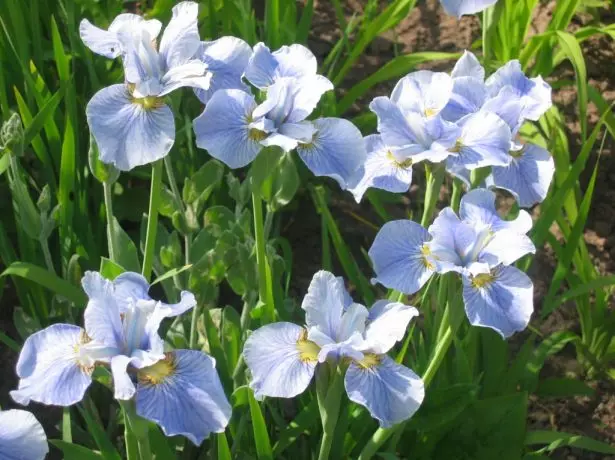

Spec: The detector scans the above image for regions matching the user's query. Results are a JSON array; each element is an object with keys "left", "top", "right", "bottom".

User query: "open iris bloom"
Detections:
[
  {"left": 11, "top": 271, "right": 231, "bottom": 445},
  {"left": 439, "top": 0, "right": 498, "bottom": 18},
  {"left": 369, "top": 189, "right": 535, "bottom": 338},
  {"left": 243, "top": 271, "right": 425, "bottom": 427},
  {"left": 82, "top": 2, "right": 213, "bottom": 171},
  {"left": 0, "top": 409, "right": 48, "bottom": 460},
  {"left": 193, "top": 43, "right": 366, "bottom": 189}
]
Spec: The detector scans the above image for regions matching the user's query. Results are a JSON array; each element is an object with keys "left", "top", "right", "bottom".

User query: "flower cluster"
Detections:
[
  {"left": 349, "top": 51, "right": 554, "bottom": 208},
  {"left": 10, "top": 271, "right": 231, "bottom": 445},
  {"left": 369, "top": 188, "right": 535, "bottom": 338},
  {"left": 243, "top": 271, "right": 425, "bottom": 427}
]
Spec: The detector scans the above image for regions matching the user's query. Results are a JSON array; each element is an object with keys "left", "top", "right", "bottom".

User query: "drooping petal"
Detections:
[
  {"left": 348, "top": 135, "right": 414, "bottom": 202},
  {"left": 451, "top": 50, "right": 485, "bottom": 80},
  {"left": 390, "top": 71, "right": 453, "bottom": 117},
  {"left": 159, "top": 1, "right": 201, "bottom": 69},
  {"left": 301, "top": 271, "right": 348, "bottom": 338},
  {"left": 344, "top": 356, "right": 424, "bottom": 428},
  {"left": 160, "top": 60, "right": 211, "bottom": 96},
  {"left": 11, "top": 324, "right": 94, "bottom": 406},
  {"left": 479, "top": 229, "right": 536, "bottom": 266},
  {"left": 111, "top": 355, "right": 137, "bottom": 400},
  {"left": 193, "top": 89, "right": 262, "bottom": 168},
  {"left": 0, "top": 409, "right": 48, "bottom": 460},
  {"left": 136, "top": 350, "right": 231, "bottom": 445},
  {"left": 86, "top": 84, "right": 175, "bottom": 171},
  {"left": 195, "top": 36, "right": 252, "bottom": 103},
  {"left": 440, "top": 0, "right": 498, "bottom": 18},
  {"left": 243, "top": 322, "right": 317, "bottom": 399},
  {"left": 369, "top": 220, "right": 434, "bottom": 295},
  {"left": 459, "top": 188, "right": 533, "bottom": 234},
  {"left": 491, "top": 143, "right": 555, "bottom": 207},
  {"left": 82, "top": 271, "right": 124, "bottom": 348},
  {"left": 441, "top": 76, "right": 487, "bottom": 122},
  {"left": 364, "top": 300, "right": 419, "bottom": 354},
  {"left": 296, "top": 117, "right": 366, "bottom": 189},
  {"left": 462, "top": 265, "right": 533, "bottom": 338},
  {"left": 243, "top": 42, "right": 317, "bottom": 88}
]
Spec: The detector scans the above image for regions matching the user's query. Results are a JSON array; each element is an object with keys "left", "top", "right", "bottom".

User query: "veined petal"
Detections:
[
  {"left": 348, "top": 135, "right": 414, "bottom": 203},
  {"left": 82, "top": 271, "right": 124, "bottom": 348},
  {"left": 193, "top": 89, "right": 262, "bottom": 169},
  {"left": 459, "top": 188, "right": 533, "bottom": 234},
  {"left": 109, "top": 14, "right": 161, "bottom": 39},
  {"left": 301, "top": 271, "right": 348, "bottom": 338},
  {"left": 427, "top": 208, "right": 468, "bottom": 273},
  {"left": 243, "top": 322, "right": 317, "bottom": 399},
  {"left": 312, "top": 330, "right": 365, "bottom": 363},
  {"left": 296, "top": 117, "right": 366, "bottom": 189},
  {"left": 441, "top": 76, "right": 487, "bottom": 122},
  {"left": 11, "top": 324, "right": 93, "bottom": 406},
  {"left": 243, "top": 42, "right": 278, "bottom": 88},
  {"left": 463, "top": 265, "right": 533, "bottom": 338},
  {"left": 440, "top": 0, "right": 498, "bottom": 17},
  {"left": 0, "top": 410, "right": 48, "bottom": 460},
  {"left": 403, "top": 112, "right": 459, "bottom": 163},
  {"left": 195, "top": 36, "right": 252, "bottom": 103},
  {"left": 369, "top": 220, "right": 434, "bottom": 295},
  {"left": 482, "top": 87, "right": 525, "bottom": 135},
  {"left": 260, "top": 132, "right": 299, "bottom": 152},
  {"left": 480, "top": 229, "right": 536, "bottom": 266},
  {"left": 451, "top": 51, "right": 484, "bottom": 80},
  {"left": 160, "top": 59, "right": 211, "bottom": 96},
  {"left": 86, "top": 84, "right": 175, "bottom": 171},
  {"left": 390, "top": 71, "right": 453, "bottom": 117},
  {"left": 344, "top": 356, "right": 424, "bottom": 428},
  {"left": 243, "top": 42, "right": 318, "bottom": 88},
  {"left": 338, "top": 303, "right": 370, "bottom": 342},
  {"left": 364, "top": 300, "right": 419, "bottom": 354},
  {"left": 136, "top": 350, "right": 231, "bottom": 445},
  {"left": 159, "top": 1, "right": 201, "bottom": 69},
  {"left": 370, "top": 96, "right": 416, "bottom": 148},
  {"left": 143, "top": 291, "right": 197, "bottom": 353},
  {"left": 112, "top": 272, "right": 151, "bottom": 311},
  {"left": 491, "top": 143, "right": 554, "bottom": 208},
  {"left": 287, "top": 75, "right": 334, "bottom": 123}
]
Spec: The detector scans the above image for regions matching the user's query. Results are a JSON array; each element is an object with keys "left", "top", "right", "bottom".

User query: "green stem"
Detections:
[
  {"left": 123, "top": 407, "right": 139, "bottom": 460},
  {"left": 252, "top": 191, "right": 274, "bottom": 322},
  {"left": 163, "top": 155, "right": 185, "bottom": 213},
  {"left": 40, "top": 239, "right": 56, "bottom": 275},
  {"left": 121, "top": 401, "right": 151, "bottom": 460},
  {"left": 420, "top": 165, "right": 445, "bottom": 227},
  {"left": 103, "top": 181, "right": 117, "bottom": 262},
  {"left": 451, "top": 178, "right": 463, "bottom": 213},
  {"left": 142, "top": 160, "right": 163, "bottom": 281},
  {"left": 62, "top": 407, "right": 72, "bottom": 443},
  {"left": 189, "top": 302, "right": 200, "bottom": 349},
  {"left": 317, "top": 366, "right": 345, "bottom": 460}
]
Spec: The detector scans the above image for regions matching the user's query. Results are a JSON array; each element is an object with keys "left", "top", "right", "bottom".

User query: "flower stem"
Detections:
[
  {"left": 142, "top": 160, "right": 163, "bottom": 281},
  {"left": 103, "top": 180, "right": 117, "bottom": 262},
  {"left": 252, "top": 191, "right": 275, "bottom": 322},
  {"left": 420, "top": 164, "right": 445, "bottom": 227},
  {"left": 189, "top": 302, "right": 200, "bottom": 349},
  {"left": 317, "top": 365, "right": 345, "bottom": 460},
  {"left": 121, "top": 400, "right": 151, "bottom": 460}
]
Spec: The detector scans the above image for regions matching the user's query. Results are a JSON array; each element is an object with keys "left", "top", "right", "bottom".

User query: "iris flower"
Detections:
[
  {"left": 0, "top": 409, "right": 48, "bottom": 460},
  {"left": 11, "top": 271, "right": 231, "bottom": 445},
  {"left": 369, "top": 188, "right": 535, "bottom": 337},
  {"left": 82, "top": 2, "right": 212, "bottom": 171},
  {"left": 243, "top": 271, "right": 424, "bottom": 427},
  {"left": 193, "top": 44, "right": 366, "bottom": 189},
  {"left": 439, "top": 0, "right": 498, "bottom": 18}
]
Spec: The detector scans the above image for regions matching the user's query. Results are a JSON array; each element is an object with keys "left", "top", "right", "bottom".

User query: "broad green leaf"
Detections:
[
  {"left": 217, "top": 432, "right": 231, "bottom": 460},
  {"left": 272, "top": 399, "right": 319, "bottom": 456},
  {"left": 99, "top": 257, "right": 125, "bottom": 281},
  {"left": 151, "top": 264, "right": 192, "bottom": 285},
  {"left": 108, "top": 217, "right": 140, "bottom": 273},
  {"left": 78, "top": 400, "right": 122, "bottom": 460},
  {"left": 148, "top": 425, "right": 176, "bottom": 460},
  {"left": 49, "top": 441, "right": 104, "bottom": 460},
  {"left": 248, "top": 389, "right": 273, "bottom": 460}
]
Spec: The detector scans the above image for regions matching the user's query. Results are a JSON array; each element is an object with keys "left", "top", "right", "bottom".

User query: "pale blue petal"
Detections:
[
  {"left": 390, "top": 71, "right": 453, "bottom": 117},
  {"left": 369, "top": 96, "right": 417, "bottom": 149},
  {"left": 492, "top": 143, "right": 555, "bottom": 207},
  {"left": 0, "top": 410, "right": 48, "bottom": 460},
  {"left": 11, "top": 324, "right": 93, "bottom": 406},
  {"left": 523, "top": 75, "right": 552, "bottom": 120},
  {"left": 243, "top": 42, "right": 278, "bottom": 88},
  {"left": 136, "top": 350, "right": 231, "bottom": 445},
  {"left": 369, "top": 220, "right": 434, "bottom": 295},
  {"left": 143, "top": 291, "right": 197, "bottom": 353},
  {"left": 82, "top": 271, "right": 124, "bottom": 348},
  {"left": 193, "top": 89, "right": 261, "bottom": 168},
  {"left": 296, "top": 117, "right": 366, "bottom": 189},
  {"left": 111, "top": 355, "right": 137, "bottom": 400},
  {"left": 480, "top": 229, "right": 536, "bottom": 266},
  {"left": 482, "top": 87, "right": 525, "bottom": 135},
  {"left": 344, "top": 356, "right": 424, "bottom": 428},
  {"left": 243, "top": 42, "right": 317, "bottom": 89},
  {"left": 440, "top": 0, "right": 498, "bottom": 17},
  {"left": 86, "top": 84, "right": 175, "bottom": 171},
  {"left": 243, "top": 322, "right": 317, "bottom": 399},
  {"left": 463, "top": 265, "right": 533, "bottom": 338},
  {"left": 160, "top": 60, "right": 211, "bottom": 96},
  {"left": 441, "top": 76, "right": 487, "bottom": 122},
  {"left": 312, "top": 330, "right": 365, "bottom": 363},
  {"left": 301, "top": 271, "right": 349, "bottom": 338},
  {"left": 451, "top": 50, "right": 484, "bottom": 80},
  {"left": 364, "top": 301, "right": 419, "bottom": 354},
  {"left": 109, "top": 14, "right": 161, "bottom": 39},
  {"left": 286, "top": 75, "right": 333, "bottom": 123},
  {"left": 427, "top": 208, "right": 469, "bottom": 273},
  {"left": 195, "top": 36, "right": 252, "bottom": 103},
  {"left": 112, "top": 272, "right": 151, "bottom": 310},
  {"left": 120, "top": 30, "right": 164, "bottom": 92},
  {"left": 445, "top": 160, "right": 472, "bottom": 188},
  {"left": 260, "top": 132, "right": 299, "bottom": 152},
  {"left": 459, "top": 188, "right": 533, "bottom": 234},
  {"left": 338, "top": 303, "right": 369, "bottom": 342},
  {"left": 158, "top": 1, "right": 201, "bottom": 69},
  {"left": 278, "top": 120, "right": 316, "bottom": 143},
  {"left": 348, "top": 135, "right": 414, "bottom": 203}
]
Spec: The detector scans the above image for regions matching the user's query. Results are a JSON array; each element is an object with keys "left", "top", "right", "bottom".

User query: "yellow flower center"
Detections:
[
  {"left": 386, "top": 151, "right": 413, "bottom": 169},
  {"left": 296, "top": 329, "right": 320, "bottom": 363},
  {"left": 357, "top": 353, "right": 382, "bottom": 369},
  {"left": 471, "top": 272, "right": 496, "bottom": 289},
  {"left": 420, "top": 244, "right": 435, "bottom": 270},
  {"left": 448, "top": 138, "right": 464, "bottom": 153},
  {"left": 248, "top": 128, "right": 268, "bottom": 142},
  {"left": 424, "top": 108, "right": 438, "bottom": 117},
  {"left": 138, "top": 353, "right": 176, "bottom": 385},
  {"left": 132, "top": 96, "right": 164, "bottom": 110},
  {"left": 509, "top": 148, "right": 525, "bottom": 158}
]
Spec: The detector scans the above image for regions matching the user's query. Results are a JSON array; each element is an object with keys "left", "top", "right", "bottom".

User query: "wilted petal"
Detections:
[
  {"left": 11, "top": 324, "right": 94, "bottom": 406},
  {"left": 364, "top": 300, "right": 419, "bottom": 354},
  {"left": 195, "top": 36, "right": 252, "bottom": 103},
  {"left": 369, "top": 220, "right": 434, "bottom": 295},
  {"left": 136, "top": 350, "right": 231, "bottom": 445},
  {"left": 0, "top": 409, "right": 48, "bottom": 460},
  {"left": 451, "top": 50, "right": 485, "bottom": 80},
  {"left": 492, "top": 143, "right": 555, "bottom": 207},
  {"left": 441, "top": 76, "right": 487, "bottom": 122},
  {"left": 459, "top": 188, "right": 533, "bottom": 234},
  {"left": 391, "top": 70, "right": 453, "bottom": 117},
  {"left": 463, "top": 265, "right": 533, "bottom": 338},
  {"left": 86, "top": 84, "right": 175, "bottom": 171},
  {"left": 194, "top": 89, "right": 262, "bottom": 168},
  {"left": 159, "top": 1, "right": 201, "bottom": 69},
  {"left": 301, "top": 271, "right": 348, "bottom": 338},
  {"left": 243, "top": 322, "right": 317, "bottom": 399},
  {"left": 82, "top": 271, "right": 124, "bottom": 348},
  {"left": 344, "top": 356, "right": 424, "bottom": 428},
  {"left": 296, "top": 117, "right": 366, "bottom": 189},
  {"left": 244, "top": 42, "right": 317, "bottom": 88},
  {"left": 440, "top": 0, "right": 498, "bottom": 17}
]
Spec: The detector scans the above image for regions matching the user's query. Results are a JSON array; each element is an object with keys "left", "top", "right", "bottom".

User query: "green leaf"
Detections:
[
  {"left": 248, "top": 389, "right": 273, "bottom": 460},
  {"left": 99, "top": 258, "right": 125, "bottom": 281},
  {"left": 148, "top": 425, "right": 176, "bottom": 460},
  {"left": 182, "top": 159, "right": 224, "bottom": 207},
  {"left": 22, "top": 86, "right": 64, "bottom": 150},
  {"left": 260, "top": 152, "right": 299, "bottom": 210},
  {"left": 1, "top": 261, "right": 86, "bottom": 305},
  {"left": 151, "top": 264, "right": 192, "bottom": 285},
  {"left": 49, "top": 441, "right": 104, "bottom": 460},
  {"left": 217, "top": 432, "right": 231, "bottom": 460},
  {"left": 231, "top": 385, "right": 249, "bottom": 408},
  {"left": 108, "top": 217, "right": 140, "bottom": 273},
  {"left": 536, "top": 378, "right": 595, "bottom": 398},
  {"left": 248, "top": 147, "right": 283, "bottom": 194},
  {"left": 13, "top": 307, "right": 41, "bottom": 340},
  {"left": 78, "top": 400, "right": 122, "bottom": 460},
  {"left": 522, "top": 331, "right": 579, "bottom": 392},
  {"left": 525, "top": 430, "right": 615, "bottom": 455}
]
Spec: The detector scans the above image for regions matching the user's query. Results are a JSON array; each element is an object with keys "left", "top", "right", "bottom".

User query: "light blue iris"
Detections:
[
  {"left": 193, "top": 43, "right": 366, "bottom": 189},
  {"left": 369, "top": 188, "right": 535, "bottom": 338},
  {"left": 0, "top": 409, "right": 48, "bottom": 460},
  {"left": 83, "top": 2, "right": 212, "bottom": 171},
  {"left": 11, "top": 271, "right": 231, "bottom": 445},
  {"left": 243, "top": 271, "right": 424, "bottom": 428},
  {"left": 439, "top": 0, "right": 498, "bottom": 18}
]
